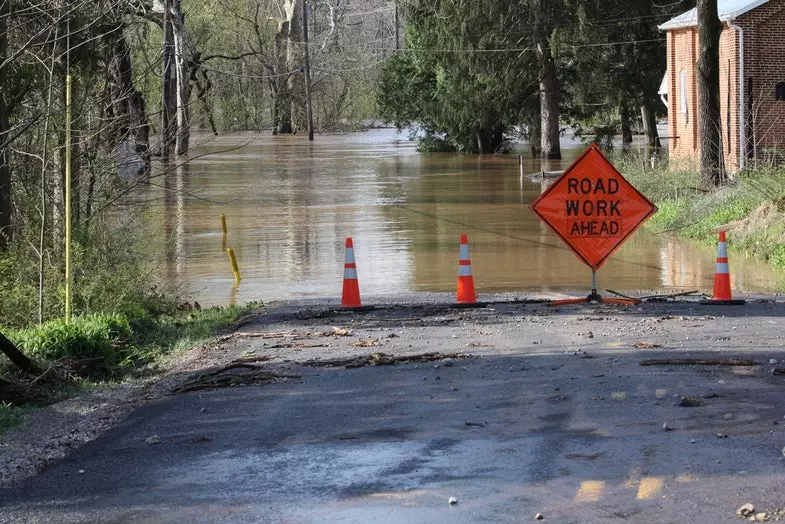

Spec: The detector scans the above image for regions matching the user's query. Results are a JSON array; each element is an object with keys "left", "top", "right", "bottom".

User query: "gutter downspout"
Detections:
[{"left": 727, "top": 19, "right": 745, "bottom": 170}]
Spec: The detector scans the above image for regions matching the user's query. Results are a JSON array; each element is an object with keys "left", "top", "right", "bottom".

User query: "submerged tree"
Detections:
[{"left": 377, "top": 0, "right": 539, "bottom": 153}]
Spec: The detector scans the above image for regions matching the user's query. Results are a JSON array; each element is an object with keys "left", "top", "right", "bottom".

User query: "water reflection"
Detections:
[{"left": 150, "top": 130, "right": 783, "bottom": 306}]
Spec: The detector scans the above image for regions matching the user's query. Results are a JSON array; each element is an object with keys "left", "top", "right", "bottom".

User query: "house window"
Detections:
[
  {"left": 680, "top": 71, "right": 689, "bottom": 122},
  {"left": 777, "top": 82, "right": 785, "bottom": 101}
]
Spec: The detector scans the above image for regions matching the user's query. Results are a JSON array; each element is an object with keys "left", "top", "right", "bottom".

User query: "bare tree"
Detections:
[{"left": 0, "top": 0, "right": 11, "bottom": 248}]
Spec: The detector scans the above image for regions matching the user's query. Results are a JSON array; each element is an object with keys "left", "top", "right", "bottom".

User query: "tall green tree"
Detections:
[
  {"left": 377, "top": 0, "right": 539, "bottom": 153},
  {"left": 562, "top": 0, "right": 693, "bottom": 151}
]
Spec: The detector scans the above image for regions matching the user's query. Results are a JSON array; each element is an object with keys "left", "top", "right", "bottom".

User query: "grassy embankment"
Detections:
[
  {"left": 620, "top": 157, "right": 785, "bottom": 268},
  {"left": 0, "top": 303, "right": 260, "bottom": 433},
  {"left": 0, "top": 214, "right": 261, "bottom": 434},
  {"left": 0, "top": 303, "right": 259, "bottom": 434}
]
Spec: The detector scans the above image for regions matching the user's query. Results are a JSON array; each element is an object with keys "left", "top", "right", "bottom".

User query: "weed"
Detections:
[{"left": 0, "top": 402, "right": 25, "bottom": 434}]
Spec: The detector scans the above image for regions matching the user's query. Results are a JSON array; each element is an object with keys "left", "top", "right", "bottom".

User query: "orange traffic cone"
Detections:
[
  {"left": 456, "top": 233, "right": 477, "bottom": 304},
  {"left": 341, "top": 237, "right": 363, "bottom": 308},
  {"left": 700, "top": 231, "right": 745, "bottom": 305}
]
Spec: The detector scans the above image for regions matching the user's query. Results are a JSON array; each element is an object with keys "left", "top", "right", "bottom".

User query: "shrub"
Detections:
[{"left": 10, "top": 314, "right": 132, "bottom": 374}]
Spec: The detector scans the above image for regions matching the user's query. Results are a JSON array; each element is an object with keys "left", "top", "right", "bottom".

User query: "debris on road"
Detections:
[
  {"left": 640, "top": 359, "right": 757, "bottom": 367},
  {"left": 144, "top": 435, "right": 161, "bottom": 445},
  {"left": 304, "top": 352, "right": 467, "bottom": 369},
  {"left": 173, "top": 363, "right": 299, "bottom": 393},
  {"left": 678, "top": 396, "right": 702, "bottom": 407},
  {"left": 352, "top": 339, "right": 379, "bottom": 348},
  {"left": 217, "top": 331, "right": 297, "bottom": 343},
  {"left": 535, "top": 513, "right": 544, "bottom": 520},
  {"left": 737, "top": 503, "right": 755, "bottom": 519},
  {"left": 633, "top": 342, "right": 662, "bottom": 349},
  {"left": 448, "top": 497, "right": 458, "bottom": 505},
  {"left": 323, "top": 327, "right": 351, "bottom": 337}
]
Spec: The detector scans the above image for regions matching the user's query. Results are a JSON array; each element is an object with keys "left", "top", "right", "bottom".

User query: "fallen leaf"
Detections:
[{"left": 352, "top": 339, "right": 379, "bottom": 348}]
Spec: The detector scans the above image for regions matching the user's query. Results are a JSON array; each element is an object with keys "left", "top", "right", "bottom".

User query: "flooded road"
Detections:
[{"left": 149, "top": 129, "right": 783, "bottom": 306}]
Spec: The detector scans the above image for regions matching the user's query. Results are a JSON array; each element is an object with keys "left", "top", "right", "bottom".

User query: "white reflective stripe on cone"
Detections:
[
  {"left": 344, "top": 268, "right": 358, "bottom": 279},
  {"left": 458, "top": 266, "right": 473, "bottom": 277},
  {"left": 459, "top": 244, "right": 470, "bottom": 260},
  {"left": 716, "top": 262, "right": 729, "bottom": 274},
  {"left": 345, "top": 249, "right": 355, "bottom": 264},
  {"left": 717, "top": 242, "right": 728, "bottom": 258}
]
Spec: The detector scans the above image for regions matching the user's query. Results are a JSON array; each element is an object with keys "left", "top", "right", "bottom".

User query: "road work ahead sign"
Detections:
[{"left": 530, "top": 144, "right": 657, "bottom": 270}]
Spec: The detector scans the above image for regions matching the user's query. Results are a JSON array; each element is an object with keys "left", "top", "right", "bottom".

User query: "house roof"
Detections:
[{"left": 658, "top": 0, "right": 770, "bottom": 30}]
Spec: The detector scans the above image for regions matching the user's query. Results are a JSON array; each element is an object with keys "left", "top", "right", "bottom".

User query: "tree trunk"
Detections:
[
  {"left": 172, "top": 1, "right": 190, "bottom": 155},
  {"left": 273, "top": 18, "right": 293, "bottom": 134},
  {"left": 107, "top": 33, "right": 151, "bottom": 178},
  {"left": 696, "top": 0, "right": 724, "bottom": 187},
  {"left": 640, "top": 103, "right": 660, "bottom": 151},
  {"left": 537, "top": 40, "right": 561, "bottom": 160},
  {"left": 620, "top": 103, "right": 633, "bottom": 145},
  {"left": 161, "top": 0, "right": 176, "bottom": 156},
  {"left": 287, "top": 0, "right": 306, "bottom": 133},
  {"left": 475, "top": 127, "right": 504, "bottom": 154},
  {"left": 0, "top": 332, "right": 41, "bottom": 375},
  {"left": 0, "top": 4, "right": 10, "bottom": 249}
]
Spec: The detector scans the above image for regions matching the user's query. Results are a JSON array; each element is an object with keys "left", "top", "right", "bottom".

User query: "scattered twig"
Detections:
[
  {"left": 640, "top": 359, "right": 757, "bottom": 366},
  {"left": 304, "top": 352, "right": 466, "bottom": 369},
  {"left": 217, "top": 331, "right": 297, "bottom": 343},
  {"left": 230, "top": 355, "right": 274, "bottom": 364},
  {"left": 639, "top": 290, "right": 699, "bottom": 300},
  {"left": 606, "top": 289, "right": 638, "bottom": 300}
]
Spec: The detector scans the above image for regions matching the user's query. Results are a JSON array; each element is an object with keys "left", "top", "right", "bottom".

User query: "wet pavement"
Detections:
[{"left": 2, "top": 298, "right": 785, "bottom": 523}]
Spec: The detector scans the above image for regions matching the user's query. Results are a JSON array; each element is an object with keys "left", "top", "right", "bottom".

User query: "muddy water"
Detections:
[{"left": 149, "top": 129, "right": 783, "bottom": 306}]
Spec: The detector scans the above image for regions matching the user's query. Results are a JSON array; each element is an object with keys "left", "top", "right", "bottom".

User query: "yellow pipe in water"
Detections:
[
  {"left": 220, "top": 214, "right": 228, "bottom": 250},
  {"left": 226, "top": 247, "right": 241, "bottom": 284}
]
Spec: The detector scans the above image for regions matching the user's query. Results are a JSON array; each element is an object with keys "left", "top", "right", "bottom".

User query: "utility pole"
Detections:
[
  {"left": 64, "top": 0, "right": 73, "bottom": 323},
  {"left": 302, "top": 0, "right": 314, "bottom": 141},
  {"left": 161, "top": 0, "right": 174, "bottom": 157}
]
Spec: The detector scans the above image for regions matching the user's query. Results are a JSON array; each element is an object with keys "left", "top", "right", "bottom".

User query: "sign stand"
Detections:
[
  {"left": 551, "top": 270, "right": 639, "bottom": 306},
  {"left": 529, "top": 144, "right": 657, "bottom": 307}
]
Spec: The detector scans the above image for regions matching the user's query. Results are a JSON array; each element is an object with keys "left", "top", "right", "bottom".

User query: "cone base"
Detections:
[
  {"left": 338, "top": 305, "right": 376, "bottom": 311},
  {"left": 450, "top": 302, "right": 488, "bottom": 309},
  {"left": 699, "top": 299, "right": 746, "bottom": 305}
]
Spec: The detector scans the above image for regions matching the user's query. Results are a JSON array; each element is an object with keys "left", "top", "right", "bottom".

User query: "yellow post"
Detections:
[
  {"left": 226, "top": 247, "right": 241, "bottom": 285},
  {"left": 220, "top": 214, "right": 228, "bottom": 250},
  {"left": 64, "top": 74, "right": 72, "bottom": 323}
]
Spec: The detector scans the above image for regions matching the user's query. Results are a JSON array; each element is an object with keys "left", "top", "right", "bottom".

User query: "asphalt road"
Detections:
[{"left": 2, "top": 298, "right": 785, "bottom": 523}]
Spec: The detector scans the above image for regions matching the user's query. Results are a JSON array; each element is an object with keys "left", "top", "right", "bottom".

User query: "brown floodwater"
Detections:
[{"left": 147, "top": 129, "right": 784, "bottom": 306}]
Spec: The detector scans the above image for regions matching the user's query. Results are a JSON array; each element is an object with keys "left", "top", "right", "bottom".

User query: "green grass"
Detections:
[
  {"left": 618, "top": 155, "right": 785, "bottom": 268},
  {"left": 3, "top": 302, "right": 260, "bottom": 378}
]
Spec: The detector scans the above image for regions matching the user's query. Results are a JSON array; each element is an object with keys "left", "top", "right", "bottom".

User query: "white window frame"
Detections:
[{"left": 680, "top": 71, "right": 689, "bottom": 123}]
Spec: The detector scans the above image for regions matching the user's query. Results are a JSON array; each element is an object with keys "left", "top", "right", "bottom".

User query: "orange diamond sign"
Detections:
[{"left": 530, "top": 144, "right": 657, "bottom": 270}]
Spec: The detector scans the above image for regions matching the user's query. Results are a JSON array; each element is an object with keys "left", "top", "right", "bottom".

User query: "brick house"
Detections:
[{"left": 659, "top": 0, "right": 785, "bottom": 171}]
